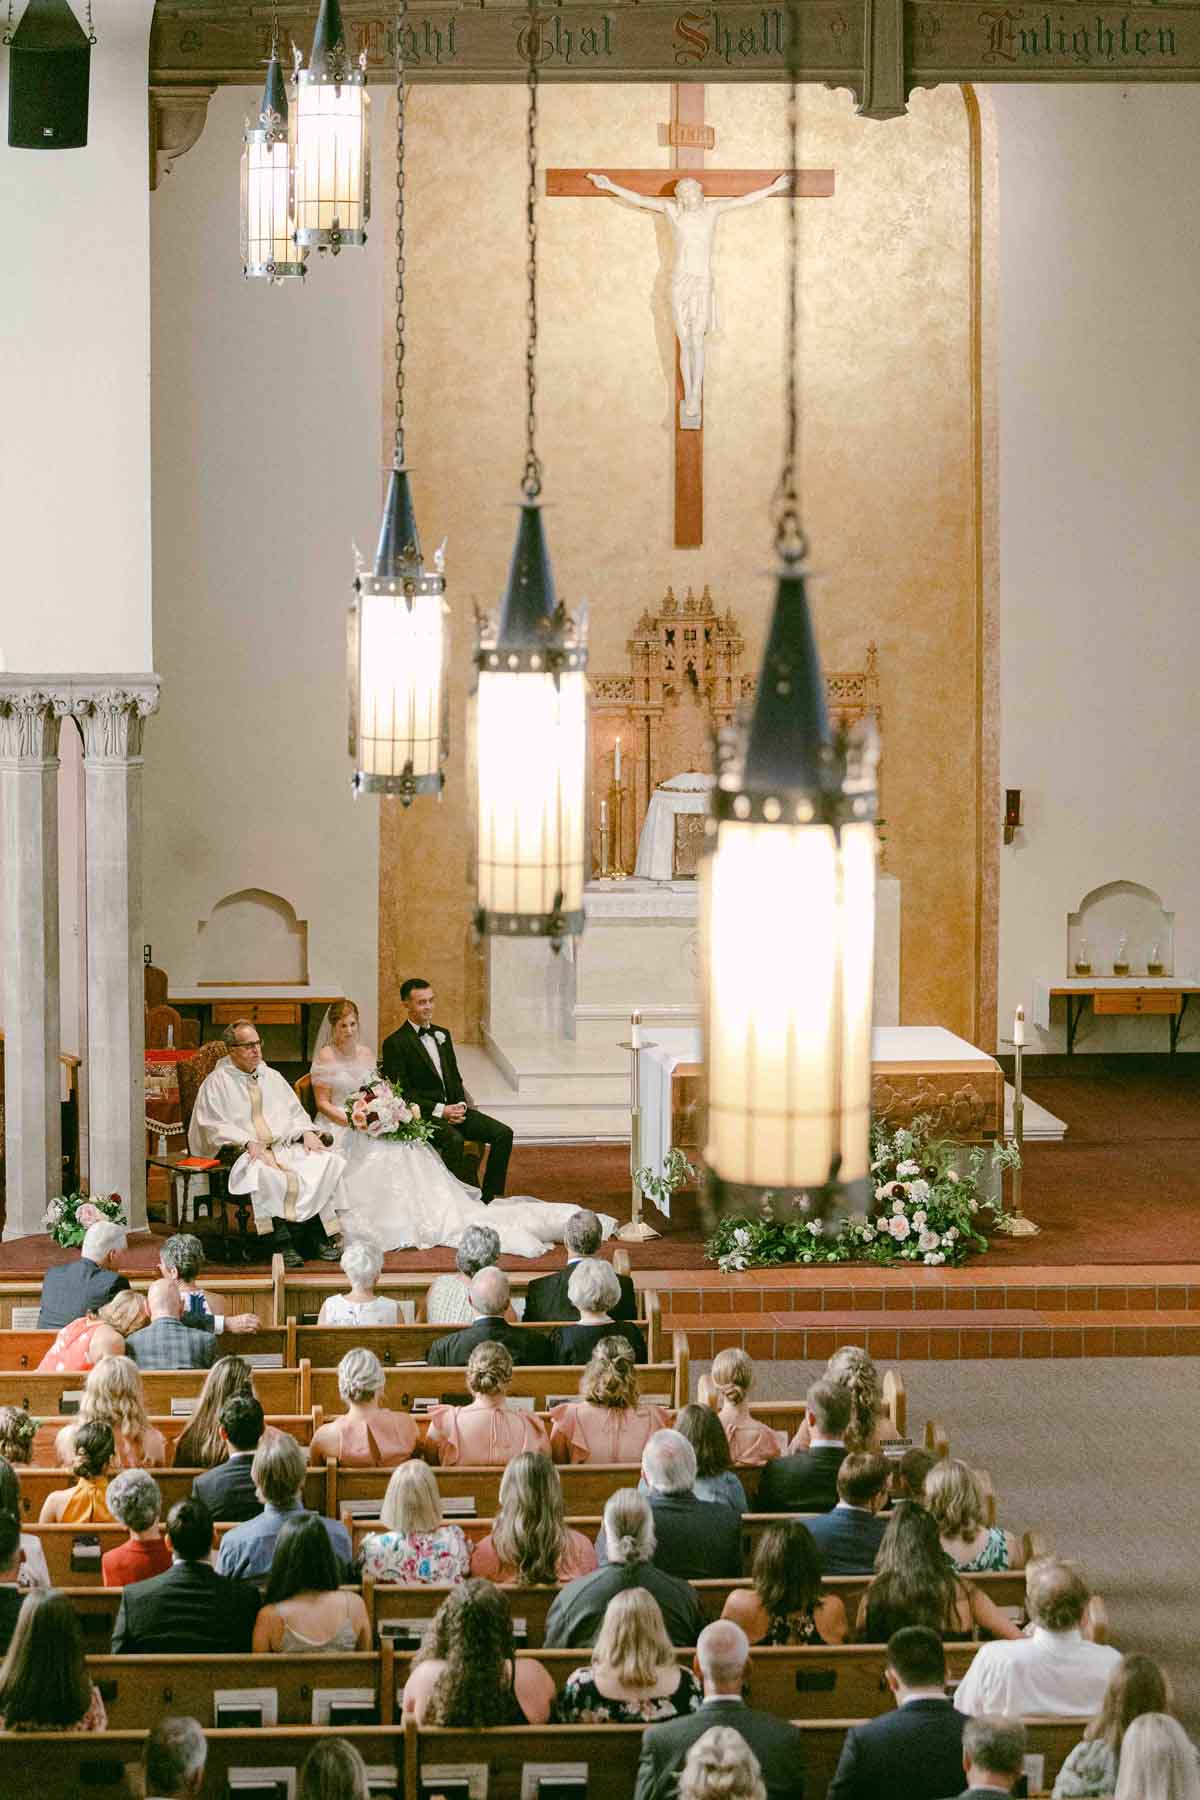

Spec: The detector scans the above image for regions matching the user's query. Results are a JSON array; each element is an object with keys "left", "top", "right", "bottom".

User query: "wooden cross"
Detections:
[{"left": 546, "top": 87, "right": 834, "bottom": 549}]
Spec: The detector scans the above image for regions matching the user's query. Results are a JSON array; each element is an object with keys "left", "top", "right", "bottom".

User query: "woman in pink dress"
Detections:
[
  {"left": 550, "top": 1337, "right": 671, "bottom": 1465},
  {"left": 699, "top": 1349, "right": 786, "bottom": 1466},
  {"left": 426, "top": 1343, "right": 550, "bottom": 1467},
  {"left": 308, "top": 1349, "right": 419, "bottom": 1468},
  {"left": 470, "top": 1452, "right": 596, "bottom": 1585},
  {"left": 36, "top": 1292, "right": 150, "bottom": 1374}
]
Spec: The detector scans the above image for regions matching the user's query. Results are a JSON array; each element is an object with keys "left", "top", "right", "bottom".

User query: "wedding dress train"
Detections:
[{"left": 315, "top": 1051, "right": 614, "bottom": 1257}]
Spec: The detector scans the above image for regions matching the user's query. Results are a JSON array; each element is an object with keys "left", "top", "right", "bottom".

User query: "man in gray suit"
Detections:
[
  {"left": 635, "top": 1620, "right": 805, "bottom": 1800},
  {"left": 126, "top": 1280, "right": 216, "bottom": 1371}
]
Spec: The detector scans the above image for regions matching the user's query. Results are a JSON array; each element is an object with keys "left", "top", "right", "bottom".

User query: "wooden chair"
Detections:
[
  {"left": 174, "top": 1038, "right": 260, "bottom": 1259},
  {"left": 144, "top": 1002, "right": 199, "bottom": 1051}
]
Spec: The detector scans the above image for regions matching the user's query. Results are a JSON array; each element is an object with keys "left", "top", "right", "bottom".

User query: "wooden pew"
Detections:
[
  {"left": 277, "top": 1247, "right": 636, "bottom": 1327},
  {"left": 0, "top": 1364, "right": 305, "bottom": 1416},
  {"left": 330, "top": 1456, "right": 766, "bottom": 1521},
  {"left": 0, "top": 1326, "right": 288, "bottom": 1370},
  {"left": 25, "top": 1410, "right": 319, "bottom": 1467},
  {"left": 312, "top": 1354, "right": 684, "bottom": 1416},
  {"left": 288, "top": 1289, "right": 663, "bottom": 1368},
  {"left": 750, "top": 1367, "right": 909, "bottom": 1445},
  {"left": 0, "top": 1264, "right": 280, "bottom": 1332},
  {"left": 87, "top": 1647, "right": 394, "bottom": 1729},
  {"left": 17, "top": 1517, "right": 251, "bottom": 1586}
]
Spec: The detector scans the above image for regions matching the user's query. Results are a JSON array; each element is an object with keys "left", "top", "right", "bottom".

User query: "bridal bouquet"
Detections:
[{"left": 344, "top": 1075, "right": 436, "bottom": 1145}]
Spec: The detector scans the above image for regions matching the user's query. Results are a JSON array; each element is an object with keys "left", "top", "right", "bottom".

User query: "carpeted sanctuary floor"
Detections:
[{"left": 694, "top": 1354, "right": 1200, "bottom": 1734}]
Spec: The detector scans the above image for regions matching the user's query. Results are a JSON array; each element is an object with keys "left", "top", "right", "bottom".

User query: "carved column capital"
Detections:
[
  {"left": 71, "top": 680, "right": 162, "bottom": 762},
  {"left": 0, "top": 685, "right": 70, "bottom": 763}
]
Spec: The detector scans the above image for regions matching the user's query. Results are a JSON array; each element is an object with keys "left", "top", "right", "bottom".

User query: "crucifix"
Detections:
[{"left": 546, "top": 87, "right": 834, "bottom": 548}]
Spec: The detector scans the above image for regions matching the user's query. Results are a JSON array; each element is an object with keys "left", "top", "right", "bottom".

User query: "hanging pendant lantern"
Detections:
[
  {"left": 348, "top": 0, "right": 448, "bottom": 802},
  {"left": 291, "top": 0, "right": 370, "bottom": 255},
  {"left": 241, "top": 48, "right": 305, "bottom": 283},
  {"left": 700, "top": 0, "right": 877, "bottom": 1232}
]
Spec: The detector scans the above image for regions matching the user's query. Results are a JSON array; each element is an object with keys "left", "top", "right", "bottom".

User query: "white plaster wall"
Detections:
[
  {"left": 0, "top": 0, "right": 154, "bottom": 673},
  {"left": 143, "top": 87, "right": 384, "bottom": 1045},
  {"left": 995, "top": 86, "right": 1200, "bottom": 1054}
]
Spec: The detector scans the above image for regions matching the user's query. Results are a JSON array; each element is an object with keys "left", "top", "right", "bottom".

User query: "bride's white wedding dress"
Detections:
[{"left": 314, "top": 1048, "right": 614, "bottom": 1257}]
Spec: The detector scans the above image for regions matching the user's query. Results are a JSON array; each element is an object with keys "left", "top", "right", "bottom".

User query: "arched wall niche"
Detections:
[
  {"left": 197, "top": 888, "right": 309, "bottom": 985},
  {"left": 1068, "top": 881, "right": 1174, "bottom": 977}
]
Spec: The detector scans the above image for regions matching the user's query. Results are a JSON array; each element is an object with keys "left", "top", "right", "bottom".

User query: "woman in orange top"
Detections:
[
  {"left": 308, "top": 1349, "right": 419, "bottom": 1468},
  {"left": 39, "top": 1421, "right": 116, "bottom": 1523},
  {"left": 470, "top": 1452, "right": 596, "bottom": 1585},
  {"left": 36, "top": 1291, "right": 151, "bottom": 1375},
  {"left": 550, "top": 1337, "right": 671, "bottom": 1465},
  {"left": 426, "top": 1343, "right": 550, "bottom": 1467},
  {"left": 53, "top": 1356, "right": 169, "bottom": 1471},
  {"left": 699, "top": 1349, "right": 786, "bottom": 1467}
]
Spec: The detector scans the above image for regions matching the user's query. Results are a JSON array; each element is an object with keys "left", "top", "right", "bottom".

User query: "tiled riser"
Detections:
[
  {"left": 663, "top": 1283, "right": 1200, "bottom": 1314},
  {"left": 672, "top": 1311, "right": 1200, "bottom": 1360}
]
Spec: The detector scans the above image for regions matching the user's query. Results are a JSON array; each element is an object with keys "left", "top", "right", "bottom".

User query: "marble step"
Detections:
[{"left": 670, "top": 1307, "right": 1200, "bottom": 1361}]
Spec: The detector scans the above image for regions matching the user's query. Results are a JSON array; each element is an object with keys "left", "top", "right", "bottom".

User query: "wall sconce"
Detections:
[{"left": 1004, "top": 788, "right": 1022, "bottom": 845}]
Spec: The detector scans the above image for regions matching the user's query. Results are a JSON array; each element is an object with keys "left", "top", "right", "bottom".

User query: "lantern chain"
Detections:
[
  {"left": 773, "top": 0, "right": 807, "bottom": 567},
  {"left": 393, "top": 0, "right": 408, "bottom": 469},
  {"left": 85, "top": 0, "right": 96, "bottom": 43},
  {"left": 520, "top": 2, "right": 542, "bottom": 501},
  {"left": 2, "top": 0, "right": 11, "bottom": 45},
  {"left": 269, "top": 0, "right": 279, "bottom": 56}
]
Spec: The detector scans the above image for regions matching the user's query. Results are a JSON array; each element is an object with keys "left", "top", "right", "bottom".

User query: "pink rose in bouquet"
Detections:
[
  {"left": 76, "top": 1203, "right": 101, "bottom": 1226},
  {"left": 350, "top": 1101, "right": 369, "bottom": 1130}
]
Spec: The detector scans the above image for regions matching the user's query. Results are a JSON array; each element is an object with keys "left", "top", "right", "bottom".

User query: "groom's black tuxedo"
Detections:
[{"left": 380, "top": 1018, "right": 513, "bottom": 1204}]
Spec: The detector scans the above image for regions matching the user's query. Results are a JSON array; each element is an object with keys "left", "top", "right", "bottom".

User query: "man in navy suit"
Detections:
[
  {"left": 756, "top": 1378, "right": 852, "bottom": 1515},
  {"left": 805, "top": 1452, "right": 891, "bottom": 1573},
  {"left": 827, "top": 1627, "right": 969, "bottom": 1800},
  {"left": 37, "top": 1219, "right": 130, "bottom": 1330},
  {"left": 379, "top": 977, "right": 513, "bottom": 1202},
  {"left": 192, "top": 1394, "right": 266, "bottom": 1523},
  {"left": 596, "top": 1431, "right": 741, "bottom": 1582},
  {"left": 426, "top": 1267, "right": 552, "bottom": 1367},
  {"left": 522, "top": 1209, "right": 638, "bottom": 1324}
]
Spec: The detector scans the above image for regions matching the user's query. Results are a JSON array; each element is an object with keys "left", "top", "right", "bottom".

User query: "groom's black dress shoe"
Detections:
[{"left": 316, "top": 1238, "right": 343, "bottom": 1262}]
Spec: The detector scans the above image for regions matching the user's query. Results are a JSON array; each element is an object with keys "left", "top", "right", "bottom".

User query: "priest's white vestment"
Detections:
[{"left": 189, "top": 1061, "right": 346, "bottom": 1236}]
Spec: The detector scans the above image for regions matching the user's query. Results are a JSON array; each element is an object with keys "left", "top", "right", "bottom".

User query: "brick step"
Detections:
[
  {"left": 668, "top": 1307, "right": 1200, "bottom": 1361},
  {"left": 653, "top": 1266, "right": 1200, "bottom": 1316}
]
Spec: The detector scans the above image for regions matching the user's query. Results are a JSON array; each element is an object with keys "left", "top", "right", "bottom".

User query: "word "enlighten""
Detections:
[{"left": 979, "top": 11, "right": 1179, "bottom": 64}]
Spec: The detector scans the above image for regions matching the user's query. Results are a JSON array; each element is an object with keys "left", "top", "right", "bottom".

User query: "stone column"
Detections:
[
  {"left": 74, "top": 682, "right": 160, "bottom": 1228},
  {"left": 0, "top": 688, "right": 65, "bottom": 1236}
]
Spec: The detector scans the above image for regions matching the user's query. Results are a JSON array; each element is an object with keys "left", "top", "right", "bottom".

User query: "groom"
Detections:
[{"left": 380, "top": 977, "right": 514, "bottom": 1205}]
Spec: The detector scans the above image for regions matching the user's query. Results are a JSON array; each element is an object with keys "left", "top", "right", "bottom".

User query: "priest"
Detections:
[{"left": 189, "top": 1020, "right": 346, "bottom": 1268}]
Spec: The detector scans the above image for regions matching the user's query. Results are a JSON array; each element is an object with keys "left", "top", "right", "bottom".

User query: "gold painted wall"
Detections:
[{"left": 379, "top": 82, "right": 981, "bottom": 1043}]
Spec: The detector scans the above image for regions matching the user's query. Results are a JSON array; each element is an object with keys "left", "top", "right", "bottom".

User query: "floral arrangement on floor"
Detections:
[
  {"left": 345, "top": 1075, "right": 437, "bottom": 1145},
  {"left": 44, "top": 1191, "right": 126, "bottom": 1250},
  {"left": 707, "top": 1116, "right": 1021, "bottom": 1271}
]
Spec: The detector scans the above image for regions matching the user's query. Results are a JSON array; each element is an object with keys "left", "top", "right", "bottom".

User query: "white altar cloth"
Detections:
[{"left": 633, "top": 772, "right": 713, "bottom": 880}]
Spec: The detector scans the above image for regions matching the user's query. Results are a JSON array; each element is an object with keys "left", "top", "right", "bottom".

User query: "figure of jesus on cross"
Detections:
[{"left": 586, "top": 169, "right": 791, "bottom": 428}]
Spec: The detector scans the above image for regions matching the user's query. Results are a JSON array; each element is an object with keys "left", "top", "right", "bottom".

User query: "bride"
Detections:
[{"left": 311, "top": 1000, "right": 614, "bottom": 1258}]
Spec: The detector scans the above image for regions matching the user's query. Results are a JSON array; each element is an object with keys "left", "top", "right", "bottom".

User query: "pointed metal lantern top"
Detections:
[
  {"left": 9, "top": 0, "right": 89, "bottom": 50},
  {"left": 373, "top": 466, "right": 424, "bottom": 581},
  {"left": 258, "top": 50, "right": 289, "bottom": 133},
  {"left": 743, "top": 562, "right": 830, "bottom": 796},
  {"left": 308, "top": 0, "right": 351, "bottom": 80},
  {"left": 497, "top": 502, "right": 558, "bottom": 650}
]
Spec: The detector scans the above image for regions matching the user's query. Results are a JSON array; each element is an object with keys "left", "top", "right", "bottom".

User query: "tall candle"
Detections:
[
  {"left": 614, "top": 737, "right": 622, "bottom": 782},
  {"left": 600, "top": 798, "right": 608, "bottom": 826},
  {"left": 631, "top": 1009, "right": 642, "bottom": 1049},
  {"left": 1012, "top": 1005, "right": 1025, "bottom": 1046}
]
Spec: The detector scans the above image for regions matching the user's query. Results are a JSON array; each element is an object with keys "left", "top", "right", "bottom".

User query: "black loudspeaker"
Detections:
[{"left": 7, "top": 0, "right": 91, "bottom": 150}]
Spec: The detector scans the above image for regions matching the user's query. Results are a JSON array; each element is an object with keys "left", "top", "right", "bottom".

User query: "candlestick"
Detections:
[
  {"left": 995, "top": 1029, "right": 1039, "bottom": 1236},
  {"left": 609, "top": 778, "right": 628, "bottom": 880},
  {"left": 1012, "top": 1005, "right": 1025, "bottom": 1047},
  {"left": 618, "top": 1009, "right": 660, "bottom": 1242},
  {"left": 614, "top": 737, "right": 622, "bottom": 782}
]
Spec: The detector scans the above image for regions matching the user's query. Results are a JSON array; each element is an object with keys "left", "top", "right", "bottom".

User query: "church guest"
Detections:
[
  {"left": 299, "top": 1738, "right": 372, "bottom": 1800},
  {"left": 955, "top": 1717, "right": 1028, "bottom": 1799},
  {"left": 317, "top": 1240, "right": 399, "bottom": 1327},
  {"left": 522, "top": 1209, "right": 639, "bottom": 1324},
  {"left": 215, "top": 1429, "right": 352, "bottom": 1585},
  {"left": 359, "top": 1460, "right": 471, "bottom": 1586},
  {"left": 805, "top": 1453, "right": 892, "bottom": 1574},
  {"left": 755, "top": 1378, "right": 851, "bottom": 1515},
  {"left": 401, "top": 1580, "right": 555, "bottom": 1726},
  {"left": 423, "top": 1225, "right": 507, "bottom": 1328},
  {"left": 191, "top": 1393, "right": 266, "bottom": 1522},
  {"left": 598, "top": 1431, "right": 740, "bottom": 1582},
  {"left": 551, "top": 1587, "right": 703, "bottom": 1725},
  {"left": 1054, "top": 1657, "right": 1179, "bottom": 1799},
  {"left": 307, "top": 1348, "right": 419, "bottom": 1468},
  {"left": 470, "top": 1451, "right": 597, "bottom": 1585},
  {"left": 142, "top": 1717, "right": 208, "bottom": 1800},
  {"left": 39, "top": 1420, "right": 117, "bottom": 1522},
  {"left": 381, "top": 977, "right": 514, "bottom": 1202},
  {"left": 174, "top": 1355, "right": 254, "bottom": 1469},
  {"left": 112, "top": 1497, "right": 261, "bottom": 1655},
  {"left": 552, "top": 1259, "right": 648, "bottom": 1364},
  {"left": 787, "top": 1347, "right": 901, "bottom": 1455},
  {"left": 0, "top": 1409, "right": 36, "bottom": 1468},
  {"left": 188, "top": 1020, "right": 345, "bottom": 1269},
  {"left": 55, "top": 1355, "right": 169, "bottom": 1470},
  {"left": 102, "top": 1468, "right": 172, "bottom": 1586},
  {"left": 925, "top": 1460, "right": 1025, "bottom": 1573},
  {"left": 252, "top": 1513, "right": 371, "bottom": 1654},
  {"left": 953, "top": 1558, "right": 1122, "bottom": 1718},
  {"left": 891, "top": 1447, "right": 936, "bottom": 1507},
  {"left": 677, "top": 1728, "right": 768, "bottom": 1800},
  {"left": 721, "top": 1520, "right": 848, "bottom": 1648},
  {"left": 544, "top": 1490, "right": 704, "bottom": 1650},
  {"left": 669, "top": 1405, "right": 749, "bottom": 1512},
  {"left": 158, "top": 1233, "right": 259, "bottom": 1334},
  {"left": 425, "top": 1266, "right": 552, "bottom": 1367},
  {"left": 0, "top": 1591, "right": 108, "bottom": 1733},
  {"left": 826, "top": 1627, "right": 968, "bottom": 1800},
  {"left": 126, "top": 1278, "right": 217, "bottom": 1371},
  {"left": 699, "top": 1350, "right": 786, "bottom": 1467},
  {"left": 1112, "top": 1715, "right": 1200, "bottom": 1800},
  {"left": 550, "top": 1337, "right": 671, "bottom": 1465},
  {"left": 425, "top": 1341, "right": 551, "bottom": 1467},
  {"left": 36, "top": 1289, "right": 151, "bottom": 1373},
  {"left": 0, "top": 1459, "right": 50, "bottom": 1590},
  {"left": 36, "top": 1219, "right": 130, "bottom": 1332},
  {"left": 0, "top": 1515, "right": 26, "bottom": 1657},
  {"left": 859, "top": 1502, "right": 1020, "bottom": 1645}
]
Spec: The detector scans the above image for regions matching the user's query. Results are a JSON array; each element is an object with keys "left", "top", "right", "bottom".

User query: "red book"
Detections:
[{"left": 174, "top": 1156, "right": 222, "bottom": 1170}]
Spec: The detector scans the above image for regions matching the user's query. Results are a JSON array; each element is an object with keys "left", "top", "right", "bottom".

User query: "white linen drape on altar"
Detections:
[
  {"left": 633, "top": 772, "right": 713, "bottom": 880},
  {"left": 638, "top": 1026, "right": 704, "bottom": 1218},
  {"left": 189, "top": 1061, "right": 345, "bottom": 1235}
]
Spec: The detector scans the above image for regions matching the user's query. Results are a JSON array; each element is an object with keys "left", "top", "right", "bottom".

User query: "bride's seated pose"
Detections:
[{"left": 310, "top": 999, "right": 616, "bottom": 1257}]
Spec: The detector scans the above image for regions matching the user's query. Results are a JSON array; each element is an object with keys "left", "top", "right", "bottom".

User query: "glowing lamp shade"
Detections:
[
  {"left": 473, "top": 502, "right": 588, "bottom": 944},
  {"left": 701, "top": 563, "right": 877, "bottom": 1224},
  {"left": 349, "top": 467, "right": 448, "bottom": 800},
  {"left": 291, "top": 0, "right": 370, "bottom": 254},
  {"left": 241, "top": 56, "right": 304, "bottom": 284}
]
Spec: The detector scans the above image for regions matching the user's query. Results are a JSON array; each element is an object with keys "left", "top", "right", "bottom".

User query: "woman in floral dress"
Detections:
[
  {"left": 551, "top": 1588, "right": 702, "bottom": 1724},
  {"left": 359, "top": 1461, "right": 470, "bottom": 1585}
]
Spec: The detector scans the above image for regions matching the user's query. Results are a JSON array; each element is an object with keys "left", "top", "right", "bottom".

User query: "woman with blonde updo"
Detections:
[
  {"left": 787, "top": 1346, "right": 901, "bottom": 1454},
  {"left": 470, "top": 1452, "right": 596, "bottom": 1584},
  {"left": 55, "top": 1356, "right": 168, "bottom": 1470},
  {"left": 550, "top": 1337, "right": 671, "bottom": 1465},
  {"left": 679, "top": 1727, "right": 767, "bottom": 1800},
  {"left": 426, "top": 1342, "right": 550, "bottom": 1466},
  {"left": 308, "top": 1348, "right": 419, "bottom": 1467},
  {"left": 699, "top": 1350, "right": 785, "bottom": 1466},
  {"left": 36, "top": 1290, "right": 151, "bottom": 1374},
  {"left": 924, "top": 1458, "right": 1024, "bottom": 1573}
]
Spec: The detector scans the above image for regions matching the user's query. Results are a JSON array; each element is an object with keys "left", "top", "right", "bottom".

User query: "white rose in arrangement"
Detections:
[
  {"left": 733, "top": 1227, "right": 751, "bottom": 1248},
  {"left": 912, "top": 1211, "right": 927, "bottom": 1229},
  {"left": 908, "top": 1179, "right": 931, "bottom": 1205},
  {"left": 896, "top": 1159, "right": 920, "bottom": 1178},
  {"left": 947, "top": 1169, "right": 960, "bottom": 1183},
  {"left": 861, "top": 1226, "right": 876, "bottom": 1242},
  {"left": 943, "top": 1227, "right": 959, "bottom": 1242},
  {"left": 888, "top": 1215, "right": 911, "bottom": 1241},
  {"left": 807, "top": 1221, "right": 822, "bottom": 1237},
  {"left": 917, "top": 1228, "right": 940, "bottom": 1253},
  {"left": 923, "top": 1250, "right": 946, "bottom": 1266}
]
